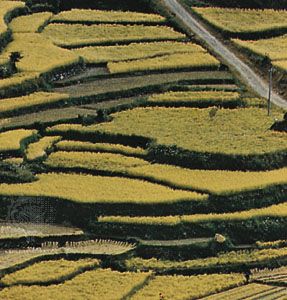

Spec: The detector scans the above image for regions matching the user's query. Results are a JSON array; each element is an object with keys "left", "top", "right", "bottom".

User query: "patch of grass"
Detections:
[{"left": 0, "top": 223, "right": 83, "bottom": 239}]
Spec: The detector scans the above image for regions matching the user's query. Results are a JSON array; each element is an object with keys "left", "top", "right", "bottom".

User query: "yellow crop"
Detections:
[
  {"left": 2, "top": 157, "right": 23, "bottom": 165},
  {"left": 0, "top": 129, "right": 36, "bottom": 152},
  {"left": 9, "top": 12, "right": 53, "bottom": 33},
  {"left": 126, "top": 247, "right": 287, "bottom": 270},
  {"left": 256, "top": 240, "right": 287, "bottom": 249},
  {"left": 48, "top": 107, "right": 287, "bottom": 155},
  {"left": 233, "top": 35, "right": 287, "bottom": 61},
  {"left": 148, "top": 91, "right": 240, "bottom": 104},
  {"left": 129, "top": 164, "right": 287, "bottom": 194},
  {"left": 192, "top": 7, "right": 287, "bottom": 33},
  {"left": 52, "top": 9, "right": 166, "bottom": 24},
  {"left": 45, "top": 151, "right": 149, "bottom": 172},
  {"left": 42, "top": 23, "right": 185, "bottom": 47},
  {"left": 0, "top": 33, "right": 79, "bottom": 73},
  {"left": 100, "top": 202, "right": 287, "bottom": 225},
  {"left": 0, "top": 72, "right": 39, "bottom": 90},
  {"left": 0, "top": 258, "right": 100, "bottom": 285},
  {"left": 0, "top": 172, "right": 207, "bottom": 204},
  {"left": 0, "top": 92, "right": 69, "bottom": 115},
  {"left": 182, "top": 202, "right": 287, "bottom": 223},
  {"left": 132, "top": 273, "right": 245, "bottom": 300},
  {"left": 108, "top": 52, "right": 220, "bottom": 73},
  {"left": 45, "top": 149, "right": 287, "bottom": 194},
  {"left": 0, "top": 269, "right": 150, "bottom": 300},
  {"left": 273, "top": 59, "right": 287, "bottom": 72},
  {"left": 0, "top": 1, "right": 24, "bottom": 36},
  {"left": 56, "top": 140, "right": 147, "bottom": 157},
  {"left": 26, "top": 136, "right": 61, "bottom": 161},
  {"left": 73, "top": 41, "right": 205, "bottom": 63}
]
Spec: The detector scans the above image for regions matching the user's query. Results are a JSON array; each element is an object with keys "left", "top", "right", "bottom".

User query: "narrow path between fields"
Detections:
[{"left": 162, "top": 0, "right": 287, "bottom": 109}]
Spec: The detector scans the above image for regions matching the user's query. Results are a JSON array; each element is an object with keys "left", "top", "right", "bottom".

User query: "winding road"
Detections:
[{"left": 162, "top": 0, "right": 287, "bottom": 109}]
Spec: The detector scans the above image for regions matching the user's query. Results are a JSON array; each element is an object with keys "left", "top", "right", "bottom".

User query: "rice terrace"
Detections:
[{"left": 0, "top": 0, "right": 286, "bottom": 298}]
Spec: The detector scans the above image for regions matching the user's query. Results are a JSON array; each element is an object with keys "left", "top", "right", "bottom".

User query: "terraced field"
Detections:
[
  {"left": 190, "top": 5, "right": 287, "bottom": 97},
  {"left": 0, "top": 0, "right": 286, "bottom": 298}
]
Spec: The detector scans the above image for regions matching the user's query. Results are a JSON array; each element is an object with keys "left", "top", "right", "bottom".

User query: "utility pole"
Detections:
[{"left": 268, "top": 65, "right": 273, "bottom": 116}]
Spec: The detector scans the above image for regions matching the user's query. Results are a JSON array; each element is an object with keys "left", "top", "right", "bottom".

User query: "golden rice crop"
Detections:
[
  {"left": 126, "top": 247, "right": 287, "bottom": 271},
  {"left": 0, "top": 72, "right": 39, "bottom": 90},
  {"left": 192, "top": 7, "right": 287, "bottom": 34},
  {"left": 256, "top": 240, "right": 287, "bottom": 249},
  {"left": 9, "top": 12, "right": 53, "bottom": 33},
  {"left": 2, "top": 157, "right": 23, "bottom": 165},
  {"left": 46, "top": 150, "right": 287, "bottom": 194},
  {"left": 48, "top": 107, "right": 287, "bottom": 155},
  {"left": 0, "top": 33, "right": 79, "bottom": 73},
  {"left": 45, "top": 151, "right": 149, "bottom": 172},
  {"left": 0, "top": 1, "right": 25, "bottom": 36},
  {"left": 0, "top": 258, "right": 100, "bottom": 286},
  {"left": 26, "top": 136, "right": 61, "bottom": 161},
  {"left": 42, "top": 23, "right": 186, "bottom": 47},
  {"left": 273, "top": 59, "right": 287, "bottom": 72},
  {"left": 148, "top": 91, "right": 240, "bottom": 104},
  {"left": 129, "top": 164, "right": 287, "bottom": 194},
  {"left": 181, "top": 202, "right": 287, "bottom": 223},
  {"left": 131, "top": 273, "right": 245, "bottom": 300},
  {"left": 108, "top": 52, "right": 220, "bottom": 73},
  {"left": 73, "top": 41, "right": 205, "bottom": 63},
  {"left": 56, "top": 140, "right": 147, "bottom": 157},
  {"left": 0, "top": 172, "right": 207, "bottom": 204},
  {"left": 99, "top": 215, "right": 181, "bottom": 226},
  {"left": 0, "top": 269, "right": 150, "bottom": 300},
  {"left": 0, "top": 92, "right": 69, "bottom": 115},
  {"left": 52, "top": 9, "right": 166, "bottom": 24},
  {"left": 99, "top": 202, "right": 287, "bottom": 226},
  {"left": 0, "top": 56, "right": 9, "bottom": 66},
  {"left": 0, "top": 129, "right": 37, "bottom": 152},
  {"left": 233, "top": 35, "right": 287, "bottom": 61}
]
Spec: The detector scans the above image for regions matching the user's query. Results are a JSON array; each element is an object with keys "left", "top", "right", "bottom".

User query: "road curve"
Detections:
[{"left": 162, "top": 0, "right": 287, "bottom": 109}]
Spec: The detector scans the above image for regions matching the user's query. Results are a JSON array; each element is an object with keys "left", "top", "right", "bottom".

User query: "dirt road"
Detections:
[{"left": 162, "top": 0, "right": 287, "bottom": 109}]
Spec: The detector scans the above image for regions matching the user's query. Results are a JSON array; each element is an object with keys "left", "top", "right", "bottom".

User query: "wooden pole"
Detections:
[{"left": 268, "top": 66, "right": 273, "bottom": 116}]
